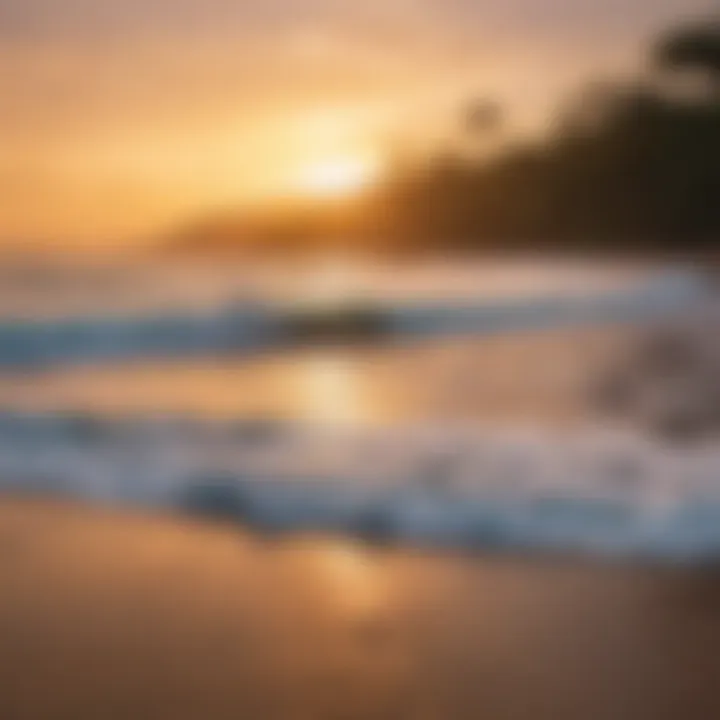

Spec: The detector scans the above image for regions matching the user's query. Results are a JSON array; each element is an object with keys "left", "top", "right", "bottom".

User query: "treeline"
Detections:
[
  {"left": 172, "top": 21, "right": 720, "bottom": 255},
  {"left": 360, "top": 21, "right": 720, "bottom": 253}
]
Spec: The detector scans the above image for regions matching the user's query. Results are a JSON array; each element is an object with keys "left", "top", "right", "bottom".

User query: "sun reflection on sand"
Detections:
[{"left": 312, "top": 541, "right": 387, "bottom": 617}]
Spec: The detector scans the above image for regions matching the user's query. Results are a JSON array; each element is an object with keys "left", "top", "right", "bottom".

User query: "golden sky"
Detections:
[{"left": 1, "top": 0, "right": 714, "bottom": 245}]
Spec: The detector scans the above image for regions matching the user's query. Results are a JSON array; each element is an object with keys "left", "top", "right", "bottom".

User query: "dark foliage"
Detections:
[
  {"left": 361, "top": 21, "right": 720, "bottom": 253},
  {"left": 172, "top": 22, "right": 720, "bottom": 255}
]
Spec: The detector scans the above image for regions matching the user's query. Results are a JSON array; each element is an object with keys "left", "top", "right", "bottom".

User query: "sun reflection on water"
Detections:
[{"left": 301, "top": 355, "right": 362, "bottom": 426}]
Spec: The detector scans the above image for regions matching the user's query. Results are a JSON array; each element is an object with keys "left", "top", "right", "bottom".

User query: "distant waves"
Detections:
[{"left": 0, "top": 270, "right": 707, "bottom": 369}]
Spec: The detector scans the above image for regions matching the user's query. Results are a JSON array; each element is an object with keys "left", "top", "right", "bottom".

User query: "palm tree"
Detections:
[{"left": 654, "top": 22, "right": 720, "bottom": 98}]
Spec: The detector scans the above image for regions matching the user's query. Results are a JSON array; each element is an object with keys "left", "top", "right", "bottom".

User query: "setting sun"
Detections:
[{"left": 295, "top": 156, "right": 380, "bottom": 199}]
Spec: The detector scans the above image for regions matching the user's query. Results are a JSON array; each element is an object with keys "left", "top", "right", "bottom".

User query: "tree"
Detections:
[
  {"left": 463, "top": 99, "right": 503, "bottom": 136},
  {"left": 654, "top": 22, "right": 720, "bottom": 96}
]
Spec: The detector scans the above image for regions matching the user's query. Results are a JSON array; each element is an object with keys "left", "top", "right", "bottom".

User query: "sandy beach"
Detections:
[{"left": 2, "top": 498, "right": 720, "bottom": 720}]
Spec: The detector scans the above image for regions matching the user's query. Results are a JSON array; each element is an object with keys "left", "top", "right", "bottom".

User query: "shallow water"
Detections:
[
  {"left": 0, "top": 255, "right": 701, "bottom": 425},
  {"left": 0, "top": 254, "right": 660, "bottom": 319},
  {"left": 0, "top": 256, "right": 716, "bottom": 559},
  {"left": 0, "top": 327, "right": 626, "bottom": 427}
]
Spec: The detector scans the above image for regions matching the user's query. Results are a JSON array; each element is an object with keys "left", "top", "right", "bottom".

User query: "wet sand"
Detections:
[{"left": 2, "top": 498, "right": 720, "bottom": 720}]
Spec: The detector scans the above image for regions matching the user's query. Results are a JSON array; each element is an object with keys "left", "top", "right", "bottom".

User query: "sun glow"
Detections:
[{"left": 295, "top": 155, "right": 380, "bottom": 198}]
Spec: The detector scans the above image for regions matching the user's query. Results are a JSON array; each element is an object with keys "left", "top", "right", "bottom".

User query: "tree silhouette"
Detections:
[
  {"left": 464, "top": 99, "right": 503, "bottom": 137},
  {"left": 172, "top": 20, "right": 720, "bottom": 255},
  {"left": 654, "top": 22, "right": 720, "bottom": 96}
]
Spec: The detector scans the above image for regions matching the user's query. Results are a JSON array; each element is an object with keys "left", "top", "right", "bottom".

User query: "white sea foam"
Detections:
[{"left": 1, "top": 411, "right": 720, "bottom": 561}]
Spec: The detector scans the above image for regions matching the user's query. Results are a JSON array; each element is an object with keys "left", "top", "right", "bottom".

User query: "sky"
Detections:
[{"left": 1, "top": 0, "right": 716, "bottom": 246}]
